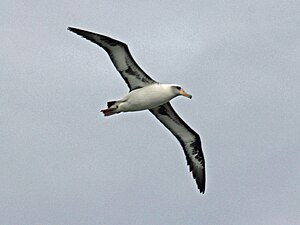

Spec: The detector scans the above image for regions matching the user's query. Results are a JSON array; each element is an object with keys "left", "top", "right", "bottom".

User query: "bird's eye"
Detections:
[{"left": 175, "top": 86, "right": 181, "bottom": 90}]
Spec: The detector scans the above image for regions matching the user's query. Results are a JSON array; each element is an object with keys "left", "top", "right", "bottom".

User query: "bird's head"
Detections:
[{"left": 172, "top": 85, "right": 192, "bottom": 99}]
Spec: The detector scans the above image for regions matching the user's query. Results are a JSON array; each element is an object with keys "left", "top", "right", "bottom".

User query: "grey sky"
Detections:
[{"left": 1, "top": 0, "right": 299, "bottom": 224}]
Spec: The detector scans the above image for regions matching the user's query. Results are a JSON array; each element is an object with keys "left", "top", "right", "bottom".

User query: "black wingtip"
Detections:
[
  {"left": 67, "top": 27, "right": 94, "bottom": 41},
  {"left": 198, "top": 177, "right": 206, "bottom": 194},
  {"left": 68, "top": 27, "right": 80, "bottom": 34},
  {"left": 194, "top": 167, "right": 205, "bottom": 194},
  {"left": 68, "top": 27, "right": 88, "bottom": 36},
  {"left": 197, "top": 183, "right": 205, "bottom": 194}
]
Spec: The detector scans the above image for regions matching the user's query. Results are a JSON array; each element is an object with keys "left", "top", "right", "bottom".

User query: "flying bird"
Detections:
[{"left": 68, "top": 27, "right": 206, "bottom": 193}]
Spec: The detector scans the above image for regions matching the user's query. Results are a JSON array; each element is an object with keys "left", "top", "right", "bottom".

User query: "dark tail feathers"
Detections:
[{"left": 107, "top": 101, "right": 116, "bottom": 108}]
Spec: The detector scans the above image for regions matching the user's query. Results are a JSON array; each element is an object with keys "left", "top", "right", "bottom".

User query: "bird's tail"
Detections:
[
  {"left": 100, "top": 101, "right": 120, "bottom": 116},
  {"left": 100, "top": 108, "right": 117, "bottom": 116}
]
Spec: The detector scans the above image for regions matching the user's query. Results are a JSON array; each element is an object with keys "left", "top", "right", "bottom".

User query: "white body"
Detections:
[{"left": 117, "top": 83, "right": 178, "bottom": 112}]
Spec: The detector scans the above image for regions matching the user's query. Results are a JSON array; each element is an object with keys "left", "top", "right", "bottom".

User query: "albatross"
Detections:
[{"left": 68, "top": 27, "right": 206, "bottom": 193}]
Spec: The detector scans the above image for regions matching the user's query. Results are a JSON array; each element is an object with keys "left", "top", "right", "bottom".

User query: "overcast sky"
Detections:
[{"left": 1, "top": 0, "right": 299, "bottom": 224}]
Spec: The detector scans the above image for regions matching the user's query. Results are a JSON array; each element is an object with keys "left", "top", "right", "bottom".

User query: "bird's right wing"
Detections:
[
  {"left": 68, "top": 27, "right": 157, "bottom": 91},
  {"left": 149, "top": 103, "right": 206, "bottom": 193}
]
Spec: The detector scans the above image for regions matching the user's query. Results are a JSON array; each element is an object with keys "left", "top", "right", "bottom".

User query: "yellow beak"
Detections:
[{"left": 179, "top": 89, "right": 192, "bottom": 99}]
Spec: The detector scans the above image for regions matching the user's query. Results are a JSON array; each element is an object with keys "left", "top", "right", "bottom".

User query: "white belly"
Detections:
[{"left": 119, "top": 84, "right": 175, "bottom": 112}]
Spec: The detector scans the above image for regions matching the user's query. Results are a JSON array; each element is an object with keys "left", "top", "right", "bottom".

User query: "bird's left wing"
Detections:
[
  {"left": 68, "top": 27, "right": 157, "bottom": 91},
  {"left": 149, "top": 103, "right": 206, "bottom": 193}
]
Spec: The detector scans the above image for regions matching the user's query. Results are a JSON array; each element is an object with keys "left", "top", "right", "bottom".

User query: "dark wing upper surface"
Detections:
[
  {"left": 68, "top": 27, "right": 157, "bottom": 91},
  {"left": 149, "top": 103, "right": 206, "bottom": 193}
]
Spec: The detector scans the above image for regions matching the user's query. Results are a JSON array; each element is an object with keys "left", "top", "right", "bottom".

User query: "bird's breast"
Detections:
[{"left": 121, "top": 85, "right": 174, "bottom": 112}]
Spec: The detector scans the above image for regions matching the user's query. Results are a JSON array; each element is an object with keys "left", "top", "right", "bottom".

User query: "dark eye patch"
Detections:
[{"left": 175, "top": 86, "right": 181, "bottom": 90}]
